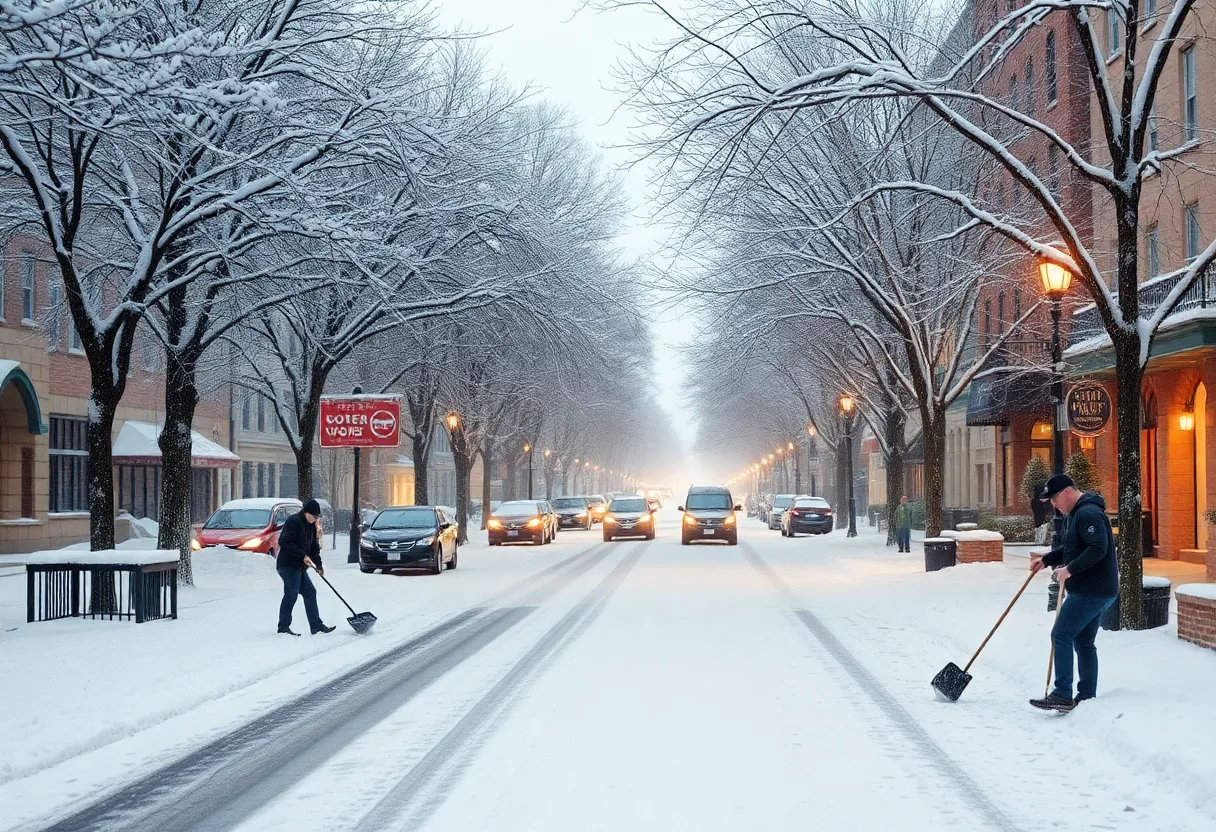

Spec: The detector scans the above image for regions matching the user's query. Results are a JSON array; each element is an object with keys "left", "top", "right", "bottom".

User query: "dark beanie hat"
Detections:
[{"left": 302, "top": 499, "right": 321, "bottom": 516}]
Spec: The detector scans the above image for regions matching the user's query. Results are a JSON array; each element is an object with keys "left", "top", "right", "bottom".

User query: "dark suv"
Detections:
[{"left": 679, "top": 485, "right": 740, "bottom": 545}]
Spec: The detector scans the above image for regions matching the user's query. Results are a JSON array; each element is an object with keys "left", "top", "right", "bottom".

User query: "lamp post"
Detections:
[
  {"left": 789, "top": 441, "right": 800, "bottom": 493},
  {"left": 524, "top": 442, "right": 533, "bottom": 500},
  {"left": 840, "top": 394, "right": 857, "bottom": 538},
  {"left": 1039, "top": 258, "right": 1073, "bottom": 476},
  {"left": 544, "top": 448, "right": 552, "bottom": 498},
  {"left": 807, "top": 425, "right": 818, "bottom": 496}
]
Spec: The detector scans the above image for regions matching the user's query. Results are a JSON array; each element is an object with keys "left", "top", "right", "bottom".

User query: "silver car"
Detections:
[{"left": 767, "top": 494, "right": 796, "bottom": 530}]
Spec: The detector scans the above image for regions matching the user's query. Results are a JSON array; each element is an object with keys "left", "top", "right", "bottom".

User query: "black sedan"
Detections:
[
  {"left": 603, "top": 496, "right": 656, "bottom": 541},
  {"left": 487, "top": 500, "right": 551, "bottom": 546},
  {"left": 782, "top": 497, "right": 833, "bottom": 536},
  {"left": 552, "top": 496, "right": 593, "bottom": 529},
  {"left": 359, "top": 506, "right": 458, "bottom": 574}
]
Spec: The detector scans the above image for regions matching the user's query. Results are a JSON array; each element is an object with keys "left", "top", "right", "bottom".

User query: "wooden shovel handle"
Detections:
[
  {"left": 1045, "top": 578, "right": 1066, "bottom": 697},
  {"left": 963, "top": 568, "right": 1039, "bottom": 673}
]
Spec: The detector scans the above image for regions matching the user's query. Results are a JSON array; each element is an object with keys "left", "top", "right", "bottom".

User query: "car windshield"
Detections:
[
  {"left": 205, "top": 509, "right": 270, "bottom": 530},
  {"left": 552, "top": 498, "right": 587, "bottom": 509},
  {"left": 371, "top": 508, "right": 436, "bottom": 530},
  {"left": 685, "top": 493, "right": 732, "bottom": 510},
  {"left": 498, "top": 501, "right": 540, "bottom": 515},
  {"left": 774, "top": 496, "right": 794, "bottom": 508},
  {"left": 587, "top": 497, "right": 605, "bottom": 505},
  {"left": 611, "top": 498, "right": 647, "bottom": 512},
  {"left": 797, "top": 498, "right": 830, "bottom": 508}
]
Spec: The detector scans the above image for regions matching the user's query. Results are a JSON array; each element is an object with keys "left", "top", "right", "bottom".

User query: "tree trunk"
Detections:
[
  {"left": 884, "top": 406, "right": 907, "bottom": 547},
  {"left": 1113, "top": 333, "right": 1145, "bottom": 628},
  {"left": 86, "top": 389, "right": 119, "bottom": 614},
  {"left": 835, "top": 444, "right": 847, "bottom": 529},
  {"left": 480, "top": 440, "right": 494, "bottom": 530},
  {"left": 505, "top": 457, "right": 519, "bottom": 501},
  {"left": 157, "top": 350, "right": 200, "bottom": 586},
  {"left": 922, "top": 412, "right": 947, "bottom": 538},
  {"left": 453, "top": 450, "right": 472, "bottom": 545},
  {"left": 412, "top": 430, "right": 430, "bottom": 506}
]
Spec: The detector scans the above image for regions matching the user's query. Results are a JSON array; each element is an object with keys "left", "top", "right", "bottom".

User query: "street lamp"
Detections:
[
  {"left": 524, "top": 442, "right": 533, "bottom": 500},
  {"left": 1039, "top": 257, "right": 1073, "bottom": 476},
  {"left": 445, "top": 411, "right": 460, "bottom": 432},
  {"left": 840, "top": 394, "right": 857, "bottom": 538}
]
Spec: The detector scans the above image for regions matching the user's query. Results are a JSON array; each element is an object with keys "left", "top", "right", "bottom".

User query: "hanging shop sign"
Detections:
[
  {"left": 1066, "top": 382, "right": 1112, "bottom": 437},
  {"left": 319, "top": 396, "right": 402, "bottom": 448}
]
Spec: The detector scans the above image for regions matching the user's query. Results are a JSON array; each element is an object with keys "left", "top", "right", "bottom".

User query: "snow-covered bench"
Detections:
[{"left": 26, "top": 550, "right": 179, "bottom": 624}]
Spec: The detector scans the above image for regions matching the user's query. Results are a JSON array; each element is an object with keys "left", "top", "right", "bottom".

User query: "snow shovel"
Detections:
[
  {"left": 1043, "top": 580, "right": 1066, "bottom": 697},
  {"left": 312, "top": 568, "right": 377, "bottom": 634},
  {"left": 932, "top": 568, "right": 1038, "bottom": 702}
]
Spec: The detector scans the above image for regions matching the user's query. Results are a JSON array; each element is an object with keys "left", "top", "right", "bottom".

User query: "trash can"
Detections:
[
  {"left": 924, "top": 538, "right": 957, "bottom": 572},
  {"left": 1100, "top": 576, "right": 1172, "bottom": 631}
]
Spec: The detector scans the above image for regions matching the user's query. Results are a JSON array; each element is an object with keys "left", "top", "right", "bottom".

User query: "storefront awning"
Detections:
[
  {"left": 965, "top": 369, "right": 1052, "bottom": 427},
  {"left": 113, "top": 421, "right": 239, "bottom": 469},
  {"left": 0, "top": 359, "right": 45, "bottom": 434}
]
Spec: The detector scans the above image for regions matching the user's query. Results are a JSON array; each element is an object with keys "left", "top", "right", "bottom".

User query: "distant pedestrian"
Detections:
[
  {"left": 894, "top": 495, "right": 912, "bottom": 553},
  {"left": 1029, "top": 474, "right": 1119, "bottom": 712},
  {"left": 276, "top": 499, "right": 336, "bottom": 636}
]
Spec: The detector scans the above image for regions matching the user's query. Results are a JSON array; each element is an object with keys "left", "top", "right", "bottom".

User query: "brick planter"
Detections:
[
  {"left": 953, "top": 530, "right": 1005, "bottom": 564},
  {"left": 1177, "top": 585, "right": 1216, "bottom": 650}
]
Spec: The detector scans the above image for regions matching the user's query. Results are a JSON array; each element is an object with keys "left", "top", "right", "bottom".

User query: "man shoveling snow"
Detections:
[{"left": 1029, "top": 474, "right": 1119, "bottom": 712}]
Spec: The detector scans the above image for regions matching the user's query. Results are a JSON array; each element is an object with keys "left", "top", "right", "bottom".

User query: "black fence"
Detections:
[
  {"left": 1069, "top": 268, "right": 1215, "bottom": 348},
  {"left": 27, "top": 561, "right": 178, "bottom": 624}
]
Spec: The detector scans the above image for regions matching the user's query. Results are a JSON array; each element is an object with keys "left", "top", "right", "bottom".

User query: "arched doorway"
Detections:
[
  {"left": 1196, "top": 383, "right": 1208, "bottom": 549},
  {"left": 0, "top": 363, "right": 45, "bottom": 520}
]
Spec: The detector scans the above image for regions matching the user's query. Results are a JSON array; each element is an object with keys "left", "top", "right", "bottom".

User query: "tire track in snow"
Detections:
[
  {"left": 34, "top": 541, "right": 619, "bottom": 832},
  {"left": 741, "top": 541, "right": 1019, "bottom": 832},
  {"left": 354, "top": 543, "right": 647, "bottom": 832}
]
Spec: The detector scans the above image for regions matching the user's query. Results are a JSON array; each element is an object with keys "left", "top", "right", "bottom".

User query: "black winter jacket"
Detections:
[
  {"left": 276, "top": 511, "right": 322, "bottom": 571},
  {"left": 1041, "top": 492, "right": 1119, "bottom": 597}
]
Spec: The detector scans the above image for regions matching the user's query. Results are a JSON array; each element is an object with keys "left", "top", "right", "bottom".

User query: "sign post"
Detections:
[{"left": 319, "top": 390, "right": 402, "bottom": 563}]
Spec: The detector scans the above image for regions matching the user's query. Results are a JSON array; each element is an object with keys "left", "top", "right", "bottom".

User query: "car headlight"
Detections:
[
  {"left": 527, "top": 517, "right": 542, "bottom": 528},
  {"left": 416, "top": 536, "right": 434, "bottom": 546},
  {"left": 488, "top": 518, "right": 504, "bottom": 530},
  {"left": 190, "top": 539, "right": 202, "bottom": 551},
  {"left": 683, "top": 514, "right": 698, "bottom": 526},
  {"left": 238, "top": 536, "right": 263, "bottom": 550},
  {"left": 360, "top": 538, "right": 377, "bottom": 549},
  {"left": 604, "top": 514, "right": 617, "bottom": 524},
  {"left": 724, "top": 514, "right": 737, "bottom": 526},
  {"left": 637, "top": 514, "right": 651, "bottom": 523}
]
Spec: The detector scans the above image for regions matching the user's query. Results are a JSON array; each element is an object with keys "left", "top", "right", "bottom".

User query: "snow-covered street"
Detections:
[{"left": 3, "top": 510, "right": 1216, "bottom": 831}]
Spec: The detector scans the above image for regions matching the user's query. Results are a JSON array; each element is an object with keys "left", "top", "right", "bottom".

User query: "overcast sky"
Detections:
[{"left": 435, "top": 0, "right": 701, "bottom": 471}]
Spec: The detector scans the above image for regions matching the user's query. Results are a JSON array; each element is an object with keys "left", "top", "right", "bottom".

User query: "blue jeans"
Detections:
[
  {"left": 278, "top": 567, "right": 322, "bottom": 631},
  {"left": 1052, "top": 592, "right": 1117, "bottom": 699},
  {"left": 896, "top": 527, "right": 911, "bottom": 550}
]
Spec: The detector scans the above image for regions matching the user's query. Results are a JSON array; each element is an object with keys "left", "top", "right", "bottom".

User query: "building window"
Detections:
[
  {"left": 1024, "top": 57, "right": 1034, "bottom": 114},
  {"left": 1009, "top": 74, "right": 1018, "bottom": 110},
  {"left": 1183, "top": 46, "right": 1198, "bottom": 142},
  {"left": 241, "top": 392, "right": 253, "bottom": 431},
  {"left": 1148, "top": 101, "right": 1158, "bottom": 151},
  {"left": 22, "top": 447, "right": 34, "bottom": 519},
  {"left": 49, "top": 416, "right": 88, "bottom": 513},
  {"left": 267, "top": 463, "right": 277, "bottom": 497},
  {"left": 117, "top": 464, "right": 159, "bottom": 520},
  {"left": 1107, "top": 10, "right": 1121, "bottom": 57},
  {"left": 46, "top": 283, "right": 61, "bottom": 350},
  {"left": 241, "top": 461, "right": 253, "bottom": 499},
  {"left": 983, "top": 299, "right": 992, "bottom": 344},
  {"left": 141, "top": 336, "right": 156, "bottom": 371},
  {"left": 20, "top": 253, "right": 35, "bottom": 321},
  {"left": 1005, "top": 0, "right": 1015, "bottom": 13},
  {"left": 1187, "top": 203, "right": 1201, "bottom": 261},
  {"left": 1147, "top": 225, "right": 1160, "bottom": 277},
  {"left": 281, "top": 464, "right": 299, "bottom": 498},
  {"left": 68, "top": 314, "right": 82, "bottom": 352},
  {"left": 1047, "top": 144, "right": 1059, "bottom": 198},
  {"left": 998, "top": 293, "right": 1006, "bottom": 331},
  {"left": 1045, "top": 31, "right": 1058, "bottom": 103},
  {"left": 256, "top": 395, "right": 266, "bottom": 432},
  {"left": 1013, "top": 287, "right": 1022, "bottom": 322}
]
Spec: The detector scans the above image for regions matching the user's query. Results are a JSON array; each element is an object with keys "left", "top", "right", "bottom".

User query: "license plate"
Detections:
[
  {"left": 705, "top": 528, "right": 715, "bottom": 535},
  {"left": 508, "top": 530, "right": 519, "bottom": 537},
  {"left": 388, "top": 552, "right": 401, "bottom": 561},
  {"left": 810, "top": 514, "right": 820, "bottom": 519}
]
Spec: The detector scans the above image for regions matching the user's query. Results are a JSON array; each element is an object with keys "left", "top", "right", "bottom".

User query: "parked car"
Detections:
[
  {"left": 604, "top": 495, "right": 656, "bottom": 541},
  {"left": 552, "top": 496, "right": 592, "bottom": 530},
  {"left": 358, "top": 505, "right": 458, "bottom": 574},
  {"left": 679, "top": 486, "right": 740, "bottom": 545},
  {"left": 586, "top": 495, "right": 609, "bottom": 524},
  {"left": 487, "top": 500, "right": 553, "bottom": 546},
  {"left": 782, "top": 496, "right": 833, "bottom": 536},
  {"left": 192, "top": 497, "right": 302, "bottom": 556},
  {"left": 767, "top": 494, "right": 796, "bottom": 530}
]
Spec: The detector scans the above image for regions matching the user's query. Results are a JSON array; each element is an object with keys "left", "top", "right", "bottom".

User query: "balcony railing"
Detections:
[{"left": 1069, "top": 267, "right": 1216, "bottom": 348}]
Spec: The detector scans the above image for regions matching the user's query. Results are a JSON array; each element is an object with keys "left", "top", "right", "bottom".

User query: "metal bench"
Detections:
[{"left": 26, "top": 550, "right": 179, "bottom": 623}]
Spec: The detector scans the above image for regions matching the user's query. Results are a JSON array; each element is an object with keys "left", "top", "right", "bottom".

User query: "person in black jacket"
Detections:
[
  {"left": 276, "top": 499, "right": 335, "bottom": 636},
  {"left": 1029, "top": 474, "right": 1120, "bottom": 711}
]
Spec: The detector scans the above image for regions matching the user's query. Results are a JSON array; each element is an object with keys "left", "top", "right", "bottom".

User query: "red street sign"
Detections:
[{"left": 319, "top": 397, "right": 401, "bottom": 448}]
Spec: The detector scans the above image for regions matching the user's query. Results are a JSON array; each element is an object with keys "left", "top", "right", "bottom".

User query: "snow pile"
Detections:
[{"left": 1177, "top": 583, "right": 1216, "bottom": 601}]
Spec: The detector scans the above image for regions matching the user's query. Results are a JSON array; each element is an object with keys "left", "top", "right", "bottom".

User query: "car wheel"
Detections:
[
  {"left": 603, "top": 533, "right": 613, "bottom": 542},
  {"left": 360, "top": 566, "right": 374, "bottom": 574},
  {"left": 430, "top": 545, "right": 443, "bottom": 575}
]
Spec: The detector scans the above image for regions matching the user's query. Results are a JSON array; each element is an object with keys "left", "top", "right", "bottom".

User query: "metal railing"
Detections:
[
  {"left": 1069, "top": 268, "right": 1216, "bottom": 347},
  {"left": 27, "top": 562, "right": 178, "bottom": 623}
]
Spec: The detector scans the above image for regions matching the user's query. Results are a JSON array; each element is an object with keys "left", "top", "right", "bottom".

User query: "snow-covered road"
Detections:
[{"left": 8, "top": 511, "right": 1216, "bottom": 831}]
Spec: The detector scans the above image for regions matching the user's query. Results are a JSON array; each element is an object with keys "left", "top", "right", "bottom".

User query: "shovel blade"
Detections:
[
  {"left": 347, "top": 612, "right": 377, "bottom": 635},
  {"left": 931, "top": 662, "right": 972, "bottom": 702}
]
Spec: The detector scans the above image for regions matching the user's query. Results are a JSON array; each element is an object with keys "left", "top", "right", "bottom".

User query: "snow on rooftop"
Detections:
[{"left": 113, "top": 421, "right": 239, "bottom": 463}]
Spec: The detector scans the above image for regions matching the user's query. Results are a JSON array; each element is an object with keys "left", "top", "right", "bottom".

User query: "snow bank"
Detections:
[
  {"left": 1177, "top": 583, "right": 1216, "bottom": 600},
  {"left": 26, "top": 549, "right": 179, "bottom": 566}
]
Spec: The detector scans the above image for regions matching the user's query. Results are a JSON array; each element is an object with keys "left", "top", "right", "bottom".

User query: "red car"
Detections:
[{"left": 192, "top": 497, "right": 302, "bottom": 557}]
